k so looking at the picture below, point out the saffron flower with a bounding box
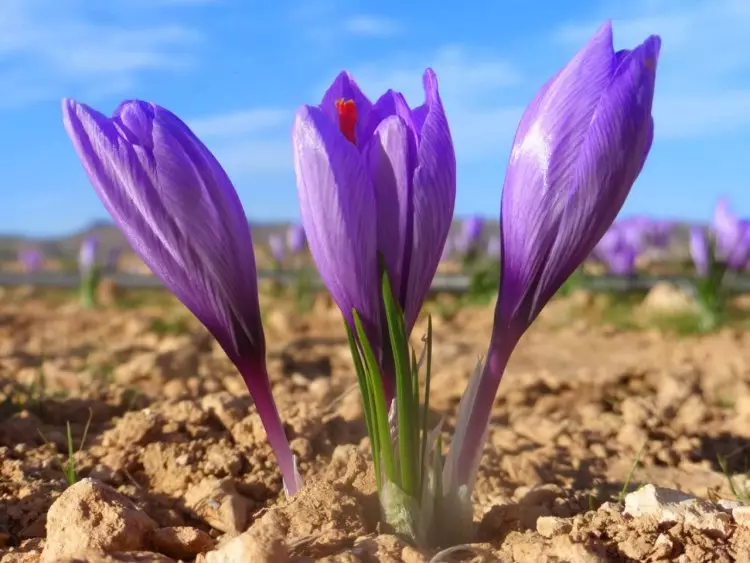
[19,249,43,273]
[594,226,640,276]
[292,68,456,403]
[78,236,101,308]
[690,226,710,278]
[62,99,301,496]
[286,224,307,254]
[443,21,660,543]
[79,236,98,272]
[688,200,750,329]
[292,68,455,544]
[268,234,286,264]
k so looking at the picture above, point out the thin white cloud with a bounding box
[187,108,295,175]
[0,0,202,107]
[553,0,750,140]
[342,15,402,37]
[653,90,750,140]
[189,108,291,138]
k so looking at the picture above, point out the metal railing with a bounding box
[3,271,750,294]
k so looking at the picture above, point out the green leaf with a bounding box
[345,322,381,490]
[353,310,395,483]
[381,269,418,498]
[419,316,433,498]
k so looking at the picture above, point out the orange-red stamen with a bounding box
[335,98,357,145]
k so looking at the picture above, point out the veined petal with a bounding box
[62,99,264,364]
[530,36,659,313]
[292,105,380,337]
[64,98,301,496]
[405,68,457,330]
[364,115,418,308]
[320,71,373,147]
[360,90,416,149]
[499,21,616,324]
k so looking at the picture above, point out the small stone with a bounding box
[733,505,750,527]
[41,478,157,563]
[536,515,572,538]
[152,526,215,560]
[624,484,732,538]
[718,499,743,512]
[202,511,288,563]
[185,478,254,534]
[651,533,675,559]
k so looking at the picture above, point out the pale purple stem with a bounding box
[240,364,301,496]
[453,330,519,487]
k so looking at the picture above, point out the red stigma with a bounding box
[335,98,357,144]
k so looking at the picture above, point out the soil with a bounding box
[2,284,750,562]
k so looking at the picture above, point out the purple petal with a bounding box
[525,33,660,316]
[403,68,457,329]
[364,114,418,309]
[360,90,416,149]
[292,104,380,337]
[319,71,373,147]
[499,21,618,325]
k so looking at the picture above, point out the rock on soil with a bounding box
[41,478,157,562]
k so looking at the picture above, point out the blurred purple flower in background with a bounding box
[19,249,43,273]
[269,234,286,263]
[486,235,501,260]
[689,226,710,277]
[78,236,99,273]
[63,98,301,495]
[447,21,660,495]
[286,224,307,253]
[644,219,674,248]
[462,216,484,243]
[713,199,743,259]
[593,226,640,275]
[106,246,123,271]
[292,68,456,401]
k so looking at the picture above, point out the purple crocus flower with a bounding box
[106,246,123,270]
[486,235,501,260]
[19,249,43,273]
[62,99,301,495]
[461,216,484,245]
[593,225,640,275]
[645,220,674,248]
[713,198,743,259]
[727,222,750,271]
[689,226,710,277]
[78,236,99,273]
[600,244,638,276]
[446,22,660,491]
[286,224,307,253]
[268,234,286,263]
[292,68,456,401]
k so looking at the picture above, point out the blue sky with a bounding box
[0,0,747,236]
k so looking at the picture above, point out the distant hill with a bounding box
[0,221,305,262]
